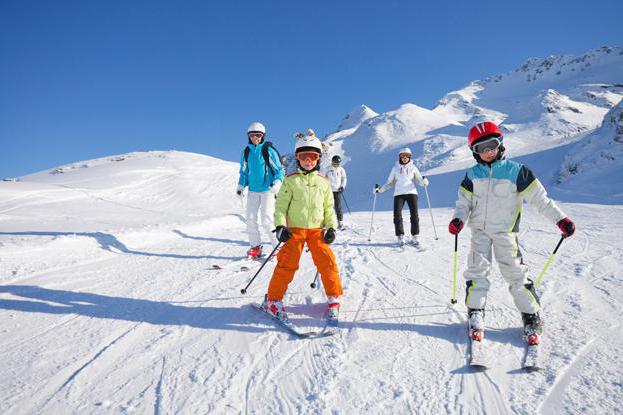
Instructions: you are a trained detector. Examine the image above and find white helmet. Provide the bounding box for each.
[295,136,323,153]
[247,122,266,134]
[399,147,412,155]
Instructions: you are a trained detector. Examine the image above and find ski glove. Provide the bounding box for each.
[422,177,430,187]
[275,226,292,243]
[270,180,282,195]
[324,228,336,244]
[236,185,245,197]
[373,184,381,194]
[556,217,575,237]
[448,218,464,235]
[338,186,344,193]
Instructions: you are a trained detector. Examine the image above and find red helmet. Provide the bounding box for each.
[468,122,503,148]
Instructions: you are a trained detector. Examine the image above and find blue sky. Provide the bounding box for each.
[1,0,622,178]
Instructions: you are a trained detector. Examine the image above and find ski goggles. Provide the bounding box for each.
[296,151,320,162]
[471,137,502,155]
[248,132,264,138]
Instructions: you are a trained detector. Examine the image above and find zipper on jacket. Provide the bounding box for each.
[483,164,493,231]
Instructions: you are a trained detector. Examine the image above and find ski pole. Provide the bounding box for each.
[534,235,566,287]
[240,242,282,294]
[423,183,439,240]
[451,234,458,304]
[368,190,378,242]
[341,191,352,216]
[310,270,320,288]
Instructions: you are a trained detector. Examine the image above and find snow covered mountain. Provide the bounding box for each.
[555,99,623,202]
[324,46,623,209]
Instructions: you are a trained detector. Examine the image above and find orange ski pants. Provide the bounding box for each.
[267,228,343,301]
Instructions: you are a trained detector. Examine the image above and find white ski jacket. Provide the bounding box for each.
[453,159,566,233]
[379,161,426,196]
[323,166,348,192]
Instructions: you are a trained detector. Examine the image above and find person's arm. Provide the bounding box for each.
[517,166,565,224]
[323,182,338,230]
[340,167,348,190]
[268,147,285,184]
[238,149,248,188]
[453,173,474,223]
[274,179,293,227]
[379,167,396,193]
[412,165,428,186]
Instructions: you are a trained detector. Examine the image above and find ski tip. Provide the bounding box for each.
[523,366,542,373]
[210,265,223,270]
[469,363,488,371]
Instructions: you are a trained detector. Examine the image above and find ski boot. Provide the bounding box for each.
[247,245,263,260]
[468,308,485,341]
[327,296,341,321]
[397,235,405,247]
[262,295,288,321]
[409,235,422,249]
[522,312,543,345]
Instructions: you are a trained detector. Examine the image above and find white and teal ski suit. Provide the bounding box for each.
[453,159,566,314]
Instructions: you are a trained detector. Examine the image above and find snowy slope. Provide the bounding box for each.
[555,99,623,202]
[1,152,622,414]
[323,46,623,210]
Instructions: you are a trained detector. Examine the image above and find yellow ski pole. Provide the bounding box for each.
[534,236,566,287]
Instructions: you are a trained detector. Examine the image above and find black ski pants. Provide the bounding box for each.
[333,191,343,222]
[393,193,419,236]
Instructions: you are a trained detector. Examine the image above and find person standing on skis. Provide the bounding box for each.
[261,135,343,321]
[237,122,285,259]
[323,155,348,230]
[373,147,429,248]
[449,121,576,345]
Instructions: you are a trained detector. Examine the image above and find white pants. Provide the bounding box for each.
[246,191,277,248]
[464,229,540,314]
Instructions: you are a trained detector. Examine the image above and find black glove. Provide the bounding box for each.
[324,228,336,244]
[275,226,292,243]
[556,217,575,237]
[236,190,242,196]
[338,186,344,193]
[373,184,380,194]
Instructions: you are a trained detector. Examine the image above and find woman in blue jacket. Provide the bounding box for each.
[237,122,285,258]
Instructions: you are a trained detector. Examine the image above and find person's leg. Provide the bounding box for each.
[493,232,540,314]
[393,195,406,236]
[464,229,493,310]
[333,192,343,223]
[259,191,278,247]
[267,228,306,301]
[246,192,261,247]
[306,229,343,298]
[406,194,420,236]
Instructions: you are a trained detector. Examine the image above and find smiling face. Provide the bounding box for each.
[248,132,263,145]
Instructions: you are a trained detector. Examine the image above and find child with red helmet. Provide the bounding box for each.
[449,121,575,345]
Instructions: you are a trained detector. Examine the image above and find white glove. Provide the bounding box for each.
[422,177,429,187]
[270,180,282,195]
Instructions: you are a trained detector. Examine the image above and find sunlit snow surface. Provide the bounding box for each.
[1,150,621,414]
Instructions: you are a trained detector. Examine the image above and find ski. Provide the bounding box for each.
[468,321,489,369]
[522,333,542,372]
[250,303,334,339]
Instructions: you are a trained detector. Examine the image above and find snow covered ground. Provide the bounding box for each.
[1,151,621,414]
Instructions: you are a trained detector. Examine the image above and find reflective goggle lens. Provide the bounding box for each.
[248,132,263,138]
[296,152,320,162]
[472,137,501,155]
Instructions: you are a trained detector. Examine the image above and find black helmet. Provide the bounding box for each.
[331,155,341,164]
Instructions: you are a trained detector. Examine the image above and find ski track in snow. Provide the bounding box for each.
[1,205,622,414]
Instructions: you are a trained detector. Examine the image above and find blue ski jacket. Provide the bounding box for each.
[238,142,285,192]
